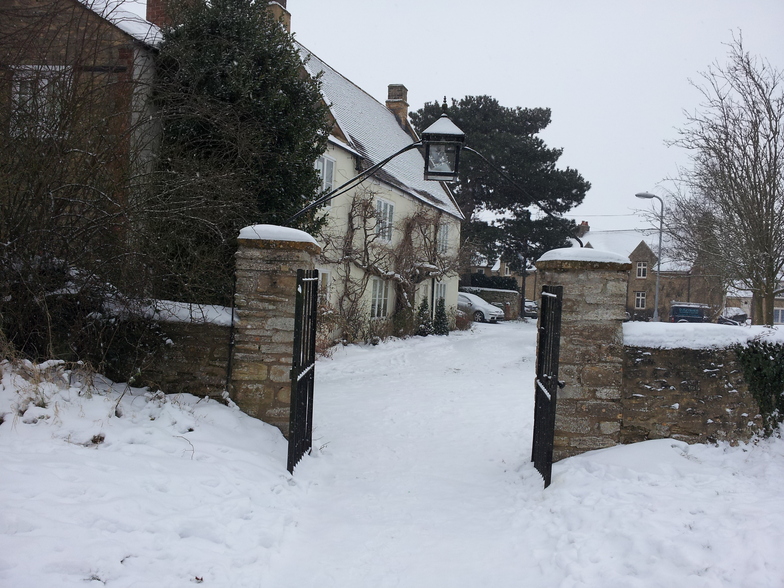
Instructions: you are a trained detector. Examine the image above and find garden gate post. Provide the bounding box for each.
[535,248,631,461]
[230,225,321,437]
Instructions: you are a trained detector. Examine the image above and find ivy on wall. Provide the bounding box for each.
[733,341,784,435]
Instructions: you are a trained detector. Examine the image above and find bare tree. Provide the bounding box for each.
[667,34,784,325]
[317,188,460,343]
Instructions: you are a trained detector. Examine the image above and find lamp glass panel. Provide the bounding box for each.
[427,143,457,174]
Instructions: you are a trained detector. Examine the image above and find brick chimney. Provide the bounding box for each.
[146,0,291,32]
[575,220,590,238]
[146,0,171,27]
[386,84,410,129]
[267,1,291,33]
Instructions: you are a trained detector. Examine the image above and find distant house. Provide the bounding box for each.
[725,284,784,325]
[574,224,723,321]
[297,44,463,332]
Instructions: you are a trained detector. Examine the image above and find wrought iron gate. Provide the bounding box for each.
[287,269,319,473]
[531,284,564,488]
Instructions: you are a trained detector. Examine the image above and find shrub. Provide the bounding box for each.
[415,299,433,337]
[433,298,449,336]
[733,341,784,435]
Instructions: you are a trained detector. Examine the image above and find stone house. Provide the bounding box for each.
[575,224,723,321]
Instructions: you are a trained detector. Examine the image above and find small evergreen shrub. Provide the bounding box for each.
[733,341,784,435]
[433,298,449,336]
[415,299,433,337]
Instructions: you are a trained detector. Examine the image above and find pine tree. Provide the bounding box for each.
[416,298,433,337]
[411,96,590,274]
[147,0,331,304]
[433,297,449,336]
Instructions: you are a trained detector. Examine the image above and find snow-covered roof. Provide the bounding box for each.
[579,229,690,272]
[78,0,161,46]
[297,43,463,220]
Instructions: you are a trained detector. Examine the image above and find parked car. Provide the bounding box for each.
[457,292,505,323]
[523,299,538,319]
[668,302,710,323]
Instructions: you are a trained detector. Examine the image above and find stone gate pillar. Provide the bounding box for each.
[231,225,321,436]
[535,248,631,461]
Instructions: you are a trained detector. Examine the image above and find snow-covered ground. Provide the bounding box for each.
[2,321,783,587]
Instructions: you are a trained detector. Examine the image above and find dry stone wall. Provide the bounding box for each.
[622,347,762,444]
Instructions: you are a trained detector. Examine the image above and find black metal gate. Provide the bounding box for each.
[531,284,564,488]
[287,269,319,473]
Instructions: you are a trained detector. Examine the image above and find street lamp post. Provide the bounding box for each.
[635,191,664,321]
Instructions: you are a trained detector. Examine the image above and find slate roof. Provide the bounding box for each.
[579,229,690,272]
[76,0,161,46]
[297,42,463,220]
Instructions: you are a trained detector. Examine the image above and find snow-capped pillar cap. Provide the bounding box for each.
[238,224,321,254]
[536,247,631,271]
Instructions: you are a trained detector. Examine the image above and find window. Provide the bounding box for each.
[774,308,784,325]
[370,278,389,318]
[375,199,394,241]
[317,268,331,304]
[435,282,447,302]
[477,268,485,275]
[504,266,511,276]
[635,291,646,309]
[314,155,335,208]
[636,262,648,279]
[10,66,71,138]
[437,223,449,254]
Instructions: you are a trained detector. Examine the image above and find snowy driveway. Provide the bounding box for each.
[2,321,783,587]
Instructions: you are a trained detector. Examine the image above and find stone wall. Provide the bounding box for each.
[461,287,521,320]
[145,322,230,399]
[622,346,762,444]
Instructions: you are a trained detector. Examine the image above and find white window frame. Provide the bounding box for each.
[774,308,784,325]
[635,291,646,309]
[437,223,449,254]
[435,282,447,302]
[370,278,389,318]
[375,198,394,242]
[10,65,71,138]
[636,262,648,279]
[316,268,331,303]
[314,154,335,208]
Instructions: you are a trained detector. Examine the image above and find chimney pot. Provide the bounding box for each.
[386,84,410,131]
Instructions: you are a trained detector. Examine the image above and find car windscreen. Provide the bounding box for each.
[673,307,703,317]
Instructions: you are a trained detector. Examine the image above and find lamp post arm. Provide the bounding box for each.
[462,146,583,247]
[287,141,423,225]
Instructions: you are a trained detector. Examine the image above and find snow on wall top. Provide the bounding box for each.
[297,43,463,220]
[79,0,161,46]
[238,224,320,247]
[624,322,784,349]
[537,247,630,264]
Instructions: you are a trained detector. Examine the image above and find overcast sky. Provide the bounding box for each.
[289,0,784,231]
